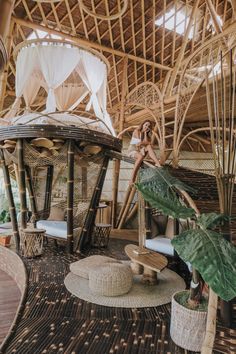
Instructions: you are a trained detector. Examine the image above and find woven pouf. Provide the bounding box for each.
[70,255,120,279]
[89,263,133,297]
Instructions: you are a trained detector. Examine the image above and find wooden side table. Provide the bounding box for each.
[125,244,168,285]
[20,228,45,258]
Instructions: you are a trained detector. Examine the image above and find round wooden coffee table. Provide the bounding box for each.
[125,244,168,285]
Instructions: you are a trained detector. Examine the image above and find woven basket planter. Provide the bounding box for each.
[170,291,207,352]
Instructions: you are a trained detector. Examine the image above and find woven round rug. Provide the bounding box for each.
[64,267,185,308]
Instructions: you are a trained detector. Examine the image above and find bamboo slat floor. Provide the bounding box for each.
[0,238,235,354]
[0,269,21,346]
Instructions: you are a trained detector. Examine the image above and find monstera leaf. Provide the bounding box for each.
[196,212,229,229]
[136,183,195,219]
[138,167,196,194]
[172,227,236,301]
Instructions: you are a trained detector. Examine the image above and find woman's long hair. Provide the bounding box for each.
[137,119,153,141]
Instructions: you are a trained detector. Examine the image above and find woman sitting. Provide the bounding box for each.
[118,119,161,185]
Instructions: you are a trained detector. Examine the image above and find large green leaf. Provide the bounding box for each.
[196,213,229,229]
[171,229,236,301]
[139,167,196,194]
[136,183,195,219]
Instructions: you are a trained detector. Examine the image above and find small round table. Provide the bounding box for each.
[20,228,45,258]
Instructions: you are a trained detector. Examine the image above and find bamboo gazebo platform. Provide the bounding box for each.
[0,238,235,354]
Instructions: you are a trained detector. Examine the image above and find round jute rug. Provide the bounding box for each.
[64,268,185,308]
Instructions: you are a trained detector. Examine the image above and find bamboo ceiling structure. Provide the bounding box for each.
[0,0,236,153]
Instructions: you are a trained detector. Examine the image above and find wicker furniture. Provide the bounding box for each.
[125,244,168,285]
[20,228,45,258]
[70,255,119,279]
[91,223,112,248]
[89,263,133,297]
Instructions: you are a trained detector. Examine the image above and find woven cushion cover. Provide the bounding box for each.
[70,255,120,279]
[89,263,133,297]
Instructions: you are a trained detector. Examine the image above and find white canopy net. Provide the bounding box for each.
[2,39,115,135]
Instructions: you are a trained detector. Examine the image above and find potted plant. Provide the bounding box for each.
[136,167,236,353]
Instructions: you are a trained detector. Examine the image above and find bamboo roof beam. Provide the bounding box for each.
[13,17,171,71]
[130,0,138,87]
[166,0,201,96]
[230,0,236,18]
[0,20,14,111]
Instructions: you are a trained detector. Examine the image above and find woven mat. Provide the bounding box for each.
[64,267,185,308]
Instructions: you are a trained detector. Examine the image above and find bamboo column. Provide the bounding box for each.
[25,166,38,222]
[111,55,128,228]
[111,159,120,227]
[205,51,234,328]
[0,19,14,110]
[43,165,54,219]
[17,139,27,230]
[0,0,15,72]
[0,149,20,251]
[144,201,152,240]
[117,185,136,229]
[67,139,74,254]
[78,156,109,252]
[138,192,145,247]
[81,167,87,200]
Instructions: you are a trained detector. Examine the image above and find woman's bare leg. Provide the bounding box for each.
[130,152,144,184]
[146,145,161,166]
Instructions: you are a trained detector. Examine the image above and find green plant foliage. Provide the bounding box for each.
[136,167,195,219]
[136,183,195,219]
[172,226,236,301]
[138,167,196,194]
[196,212,229,229]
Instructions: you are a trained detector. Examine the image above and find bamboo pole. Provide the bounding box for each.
[0,149,20,251]
[112,56,128,228]
[78,156,110,252]
[138,192,145,247]
[116,184,133,227]
[201,289,218,354]
[117,185,136,229]
[67,139,74,254]
[43,165,54,219]
[17,139,27,230]
[126,201,138,223]
[81,167,87,200]
[0,19,14,110]
[166,0,200,96]
[111,159,120,228]
[25,166,38,222]
[144,201,152,240]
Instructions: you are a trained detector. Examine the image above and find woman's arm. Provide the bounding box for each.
[117,125,138,139]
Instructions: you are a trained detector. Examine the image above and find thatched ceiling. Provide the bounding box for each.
[0,0,235,152]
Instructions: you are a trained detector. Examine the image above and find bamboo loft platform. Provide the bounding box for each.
[0,125,121,152]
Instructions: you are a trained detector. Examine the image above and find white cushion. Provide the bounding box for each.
[145,236,174,256]
[70,255,120,279]
[36,220,67,239]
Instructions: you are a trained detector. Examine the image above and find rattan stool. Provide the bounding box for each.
[20,228,45,258]
[91,223,111,248]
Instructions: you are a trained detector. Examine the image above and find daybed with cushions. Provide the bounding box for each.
[145,213,193,271]
[36,203,88,249]
[145,214,176,256]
